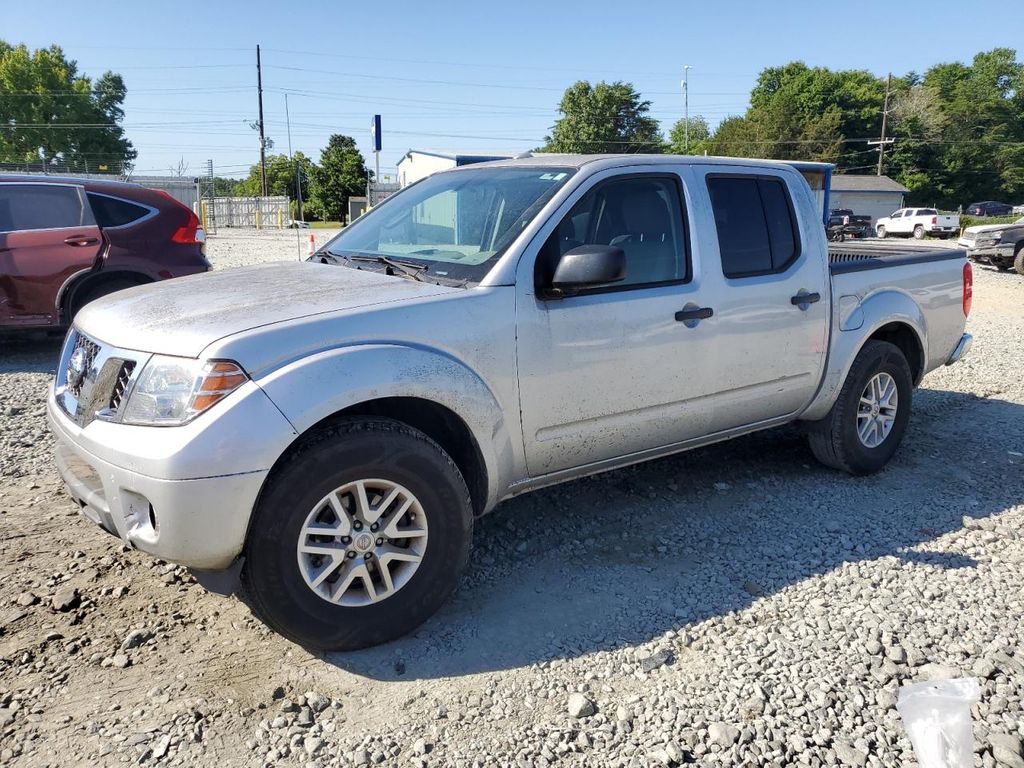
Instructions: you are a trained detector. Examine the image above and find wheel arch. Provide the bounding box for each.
[801,292,926,421]
[59,269,154,323]
[253,344,519,517]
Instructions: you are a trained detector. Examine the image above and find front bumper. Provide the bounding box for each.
[946,333,973,366]
[966,244,1013,263]
[48,382,296,570]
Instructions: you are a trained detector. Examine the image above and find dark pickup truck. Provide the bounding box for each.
[828,209,873,239]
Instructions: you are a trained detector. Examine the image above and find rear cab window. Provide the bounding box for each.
[0,184,94,232]
[706,174,801,278]
[87,193,151,228]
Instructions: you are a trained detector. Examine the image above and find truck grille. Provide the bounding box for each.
[56,331,146,427]
[108,361,136,412]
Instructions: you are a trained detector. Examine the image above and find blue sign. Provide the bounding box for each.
[371,115,382,152]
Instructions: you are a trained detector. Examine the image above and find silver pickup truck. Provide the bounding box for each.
[49,155,973,650]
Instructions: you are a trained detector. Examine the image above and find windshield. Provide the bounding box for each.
[322,166,575,283]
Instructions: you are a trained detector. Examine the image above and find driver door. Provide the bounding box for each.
[515,170,718,477]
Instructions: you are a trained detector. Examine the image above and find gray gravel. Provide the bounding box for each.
[0,232,1021,767]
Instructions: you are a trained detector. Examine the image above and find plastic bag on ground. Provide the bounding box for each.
[897,677,980,768]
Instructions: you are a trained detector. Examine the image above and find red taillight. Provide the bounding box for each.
[171,210,202,244]
[931,216,937,225]
[962,262,973,317]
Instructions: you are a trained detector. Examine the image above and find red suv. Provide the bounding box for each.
[0,176,210,330]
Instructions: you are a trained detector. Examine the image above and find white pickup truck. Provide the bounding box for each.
[875,207,959,239]
[49,155,973,650]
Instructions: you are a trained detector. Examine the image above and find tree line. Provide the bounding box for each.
[541,48,1024,209]
[216,135,370,222]
[4,39,1021,212]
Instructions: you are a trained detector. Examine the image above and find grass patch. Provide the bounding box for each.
[309,221,343,229]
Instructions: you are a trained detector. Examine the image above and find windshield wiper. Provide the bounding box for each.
[344,254,431,281]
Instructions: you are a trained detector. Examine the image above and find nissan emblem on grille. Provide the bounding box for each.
[67,346,88,391]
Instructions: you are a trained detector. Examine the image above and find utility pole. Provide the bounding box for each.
[874,72,893,176]
[256,45,268,197]
[284,93,303,221]
[681,65,692,154]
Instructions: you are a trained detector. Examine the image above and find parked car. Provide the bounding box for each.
[828,208,873,238]
[0,176,209,330]
[958,216,1024,274]
[875,207,959,239]
[50,156,973,650]
[965,201,1014,217]
[1012,203,1024,216]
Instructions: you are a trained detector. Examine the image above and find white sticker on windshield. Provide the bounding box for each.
[539,172,568,181]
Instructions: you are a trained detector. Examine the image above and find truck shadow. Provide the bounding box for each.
[0,333,62,375]
[328,387,1023,680]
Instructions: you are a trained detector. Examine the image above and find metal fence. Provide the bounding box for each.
[199,196,291,229]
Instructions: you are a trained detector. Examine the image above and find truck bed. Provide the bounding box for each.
[828,243,966,274]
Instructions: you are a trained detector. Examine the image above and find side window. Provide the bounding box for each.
[538,176,688,290]
[87,193,150,228]
[0,184,92,232]
[706,175,801,278]
[918,209,936,216]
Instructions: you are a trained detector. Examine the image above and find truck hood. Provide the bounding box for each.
[963,220,1023,235]
[75,261,459,358]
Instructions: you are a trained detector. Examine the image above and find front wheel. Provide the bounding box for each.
[876,225,887,238]
[242,418,473,650]
[807,341,913,475]
[1015,246,1024,276]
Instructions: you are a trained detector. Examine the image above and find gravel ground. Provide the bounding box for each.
[0,232,1021,768]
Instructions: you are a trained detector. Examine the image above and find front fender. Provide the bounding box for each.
[801,289,926,421]
[255,344,515,511]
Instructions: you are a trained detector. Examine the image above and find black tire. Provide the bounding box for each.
[1015,245,1024,276]
[913,225,925,239]
[807,341,913,475]
[68,278,143,321]
[876,225,886,238]
[242,418,473,650]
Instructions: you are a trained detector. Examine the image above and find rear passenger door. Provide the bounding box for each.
[695,168,829,433]
[0,183,102,327]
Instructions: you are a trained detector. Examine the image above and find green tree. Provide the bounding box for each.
[542,81,664,154]
[237,152,315,201]
[667,116,711,155]
[706,62,882,167]
[0,41,135,172]
[307,135,369,221]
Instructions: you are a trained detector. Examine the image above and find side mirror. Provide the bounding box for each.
[545,244,625,298]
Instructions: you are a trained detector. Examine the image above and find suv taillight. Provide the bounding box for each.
[171,210,203,244]
[963,262,973,317]
[931,216,937,225]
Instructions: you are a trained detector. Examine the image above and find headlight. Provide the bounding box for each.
[120,356,248,426]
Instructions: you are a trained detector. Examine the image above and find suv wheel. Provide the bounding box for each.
[807,341,912,475]
[913,225,925,239]
[876,225,886,238]
[1015,245,1024,276]
[242,418,473,650]
[68,278,143,321]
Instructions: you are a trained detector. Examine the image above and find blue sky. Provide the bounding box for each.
[7,0,1023,178]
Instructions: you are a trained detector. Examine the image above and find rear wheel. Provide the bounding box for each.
[68,278,144,321]
[807,341,913,475]
[242,418,473,650]
[913,225,925,239]
[1015,246,1024,276]
[876,225,887,238]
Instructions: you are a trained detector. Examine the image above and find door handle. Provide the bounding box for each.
[790,291,821,307]
[64,236,99,247]
[675,306,713,322]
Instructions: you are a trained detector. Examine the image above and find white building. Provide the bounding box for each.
[829,175,909,223]
[396,150,517,187]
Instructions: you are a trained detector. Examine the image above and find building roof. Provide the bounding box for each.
[398,149,519,166]
[829,174,909,194]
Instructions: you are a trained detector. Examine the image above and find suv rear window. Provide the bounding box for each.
[707,175,801,278]
[917,209,937,216]
[87,193,150,228]
[0,184,93,232]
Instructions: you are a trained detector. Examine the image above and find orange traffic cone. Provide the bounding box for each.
[307,233,316,256]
